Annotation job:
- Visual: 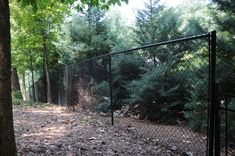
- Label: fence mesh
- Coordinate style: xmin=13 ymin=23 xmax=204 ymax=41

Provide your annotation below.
xmin=30 ymin=35 xmax=211 ymax=155
xmin=219 ymin=95 xmax=235 ymax=156
xmin=110 ymin=39 xmax=209 ymax=155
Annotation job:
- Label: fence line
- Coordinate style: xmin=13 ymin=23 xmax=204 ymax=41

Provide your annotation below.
xmin=28 ymin=31 xmax=232 ymax=156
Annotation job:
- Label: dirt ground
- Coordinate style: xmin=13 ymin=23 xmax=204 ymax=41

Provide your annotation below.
xmin=114 ymin=117 xmax=207 ymax=156
xmin=13 ymin=105 xmax=182 ymax=156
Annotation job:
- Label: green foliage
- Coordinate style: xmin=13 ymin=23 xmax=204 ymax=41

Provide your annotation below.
xmin=220 ymin=99 xmax=235 ymax=146
xmin=13 ymin=98 xmax=49 ymax=108
xmin=134 ymin=0 xmax=182 ymax=64
xmin=134 ymin=0 xmax=164 ymax=45
xmin=212 ymin=0 xmax=235 ymax=14
xmin=95 ymin=98 xmax=111 ymax=113
xmin=91 ymin=81 xmax=110 ymax=112
xmin=57 ymin=6 xmax=136 ymax=63
xmin=11 ymin=0 xmax=69 ymax=74
xmin=92 ymin=80 xmax=109 ymax=97
xmin=210 ymin=1 xmax=235 ymax=146
xmin=104 ymin=9 xmax=136 ymax=51
xmin=12 ymin=91 xmax=23 ymax=100
xmin=126 ymin=62 xmax=186 ymax=123
xmin=10 ymin=0 xmax=235 ymax=144
xmin=178 ymin=0 xmax=211 ymax=35
xmin=59 ymin=7 xmax=112 ymax=60
xmin=16 ymin=0 xmax=129 ymax=12
xmin=184 ymin=76 xmax=208 ymax=133
xmin=112 ymin=54 xmax=146 ymax=109
xmin=135 ymin=0 xmax=182 ymax=44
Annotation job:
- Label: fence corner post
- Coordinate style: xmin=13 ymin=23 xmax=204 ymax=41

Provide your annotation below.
xmin=209 ymin=30 xmax=218 ymax=156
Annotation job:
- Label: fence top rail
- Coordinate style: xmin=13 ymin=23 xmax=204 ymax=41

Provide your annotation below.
xmin=108 ymin=32 xmax=210 ymax=56
xmin=73 ymin=32 xmax=211 ymax=64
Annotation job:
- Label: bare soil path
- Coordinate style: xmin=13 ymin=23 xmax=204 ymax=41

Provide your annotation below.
xmin=13 ymin=105 xmax=180 ymax=156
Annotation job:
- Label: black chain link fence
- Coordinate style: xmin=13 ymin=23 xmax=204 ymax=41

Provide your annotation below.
xmin=110 ymin=39 xmax=209 ymax=156
xmin=29 ymin=33 xmax=214 ymax=155
xmin=219 ymin=94 xmax=235 ymax=156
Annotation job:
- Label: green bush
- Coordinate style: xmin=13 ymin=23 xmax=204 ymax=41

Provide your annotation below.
xmin=183 ymin=65 xmax=209 ymax=133
xmin=91 ymin=80 xmax=111 ymax=112
xmin=91 ymin=80 xmax=109 ymax=97
xmin=95 ymin=97 xmax=110 ymax=112
xmin=126 ymin=63 xmax=187 ymax=123
xmin=111 ymin=54 xmax=146 ymax=109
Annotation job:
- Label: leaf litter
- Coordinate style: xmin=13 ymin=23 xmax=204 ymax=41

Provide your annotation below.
xmin=13 ymin=105 xmax=182 ymax=156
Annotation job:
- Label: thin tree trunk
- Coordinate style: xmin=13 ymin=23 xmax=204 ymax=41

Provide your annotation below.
xmin=11 ymin=68 xmax=21 ymax=92
xmin=42 ymin=30 xmax=52 ymax=103
xmin=0 ymin=1 xmax=17 ymax=155
xmin=43 ymin=64 xmax=47 ymax=102
xmin=29 ymin=50 xmax=36 ymax=101
xmin=20 ymin=73 xmax=27 ymax=101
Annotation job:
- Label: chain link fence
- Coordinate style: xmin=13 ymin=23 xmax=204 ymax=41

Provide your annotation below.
xmin=219 ymin=94 xmax=235 ymax=156
xmin=110 ymin=38 xmax=209 ymax=155
xmin=29 ymin=33 xmax=215 ymax=155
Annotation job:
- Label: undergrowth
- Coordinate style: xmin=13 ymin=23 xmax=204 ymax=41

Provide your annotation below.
xmin=13 ymin=98 xmax=50 ymax=108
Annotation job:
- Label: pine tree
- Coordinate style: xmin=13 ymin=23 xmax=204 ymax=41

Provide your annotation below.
xmin=134 ymin=0 xmax=182 ymax=63
xmin=67 ymin=7 xmax=112 ymax=60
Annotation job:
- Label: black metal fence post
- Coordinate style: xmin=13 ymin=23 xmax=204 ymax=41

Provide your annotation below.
xmin=225 ymin=97 xmax=228 ymax=156
xmin=207 ymin=32 xmax=211 ymax=155
xmin=108 ymin=55 xmax=114 ymax=126
xmin=215 ymin=82 xmax=220 ymax=156
xmin=209 ymin=30 xmax=217 ymax=156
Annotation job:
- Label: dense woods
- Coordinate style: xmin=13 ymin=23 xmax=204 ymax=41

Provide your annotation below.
xmin=0 ymin=0 xmax=235 ymax=155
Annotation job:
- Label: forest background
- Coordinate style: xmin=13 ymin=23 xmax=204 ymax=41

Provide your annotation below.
xmin=6 ymin=0 xmax=235 ymax=154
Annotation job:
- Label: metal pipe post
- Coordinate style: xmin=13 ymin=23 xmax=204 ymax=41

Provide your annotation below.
xmin=108 ymin=55 xmax=114 ymax=126
xmin=209 ymin=30 xmax=217 ymax=156
xmin=214 ymin=83 xmax=220 ymax=156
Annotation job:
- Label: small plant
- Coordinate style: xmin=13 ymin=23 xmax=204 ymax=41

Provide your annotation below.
xmin=82 ymin=116 xmax=93 ymax=125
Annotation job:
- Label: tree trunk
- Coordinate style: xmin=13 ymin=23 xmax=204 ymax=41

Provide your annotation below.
xmin=20 ymin=73 xmax=27 ymax=101
xmin=11 ymin=68 xmax=21 ymax=92
xmin=42 ymin=64 xmax=47 ymax=102
xmin=0 ymin=1 xmax=17 ymax=155
xmin=29 ymin=50 xmax=36 ymax=101
xmin=42 ymin=30 xmax=52 ymax=103
xmin=11 ymin=68 xmax=22 ymax=99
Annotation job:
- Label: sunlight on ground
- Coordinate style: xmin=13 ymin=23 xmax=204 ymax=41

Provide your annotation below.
xmin=21 ymin=126 xmax=67 ymax=137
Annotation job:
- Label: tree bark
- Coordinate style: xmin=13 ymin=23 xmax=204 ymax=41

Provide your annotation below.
xmin=29 ymin=50 xmax=36 ymax=101
xmin=11 ymin=68 xmax=22 ymax=99
xmin=42 ymin=30 xmax=52 ymax=103
xmin=11 ymin=68 xmax=21 ymax=92
xmin=42 ymin=64 xmax=47 ymax=102
xmin=0 ymin=0 xmax=17 ymax=155
xmin=20 ymin=73 xmax=27 ymax=101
